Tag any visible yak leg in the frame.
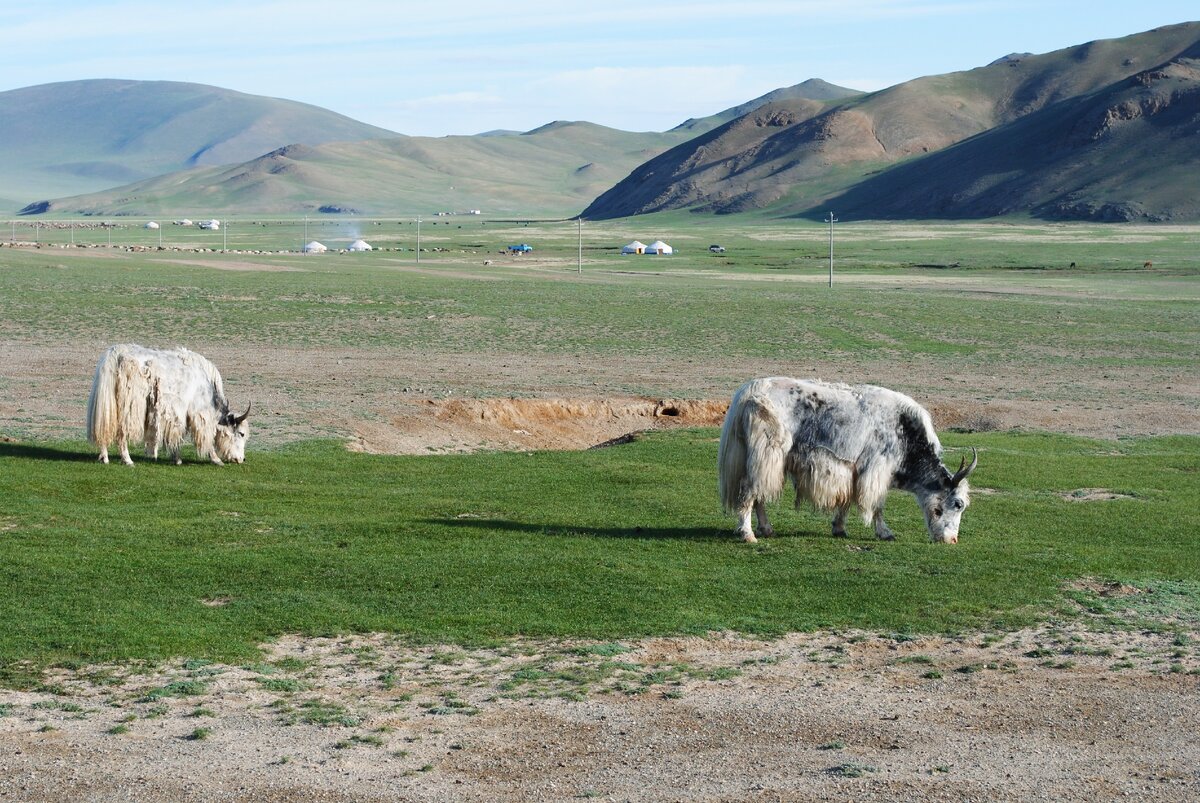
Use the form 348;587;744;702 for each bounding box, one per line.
872;509;895;541
209;454;225;467
754;500;774;539
118;437;134;467
832;506;850;538
98;445;110;464
735;500;758;544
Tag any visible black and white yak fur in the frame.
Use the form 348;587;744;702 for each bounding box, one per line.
86;344;250;466
718;377;976;544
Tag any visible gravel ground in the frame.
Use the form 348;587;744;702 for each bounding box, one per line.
1;627;1198;802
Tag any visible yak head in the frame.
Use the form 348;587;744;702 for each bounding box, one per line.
215;403;252;464
917;448;977;544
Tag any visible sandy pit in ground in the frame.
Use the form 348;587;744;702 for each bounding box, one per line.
2;339;1198;800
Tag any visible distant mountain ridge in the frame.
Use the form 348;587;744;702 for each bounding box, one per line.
8;24;1200;222
671;79;864;133
583;22;1200;221
17;79;859;217
25;122;692;218
0;79;402;205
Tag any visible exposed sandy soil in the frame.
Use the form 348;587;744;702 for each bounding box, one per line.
1;624;1197;802
2;333;1198;800
2;340;1197;453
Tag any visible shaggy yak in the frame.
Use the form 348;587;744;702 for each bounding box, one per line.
718;377;977;544
86;344;250;466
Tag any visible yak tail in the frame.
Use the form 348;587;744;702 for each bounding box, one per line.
718;379;788;513
86;345;149;449
86;345;121;447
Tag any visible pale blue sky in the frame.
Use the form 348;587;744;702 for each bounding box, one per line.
1;1;1195;136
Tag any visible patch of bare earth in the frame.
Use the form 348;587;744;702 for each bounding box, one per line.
4;341;1194;451
349;397;727;454
0;627;1196;801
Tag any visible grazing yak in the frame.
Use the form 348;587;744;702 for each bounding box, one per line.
86;344;250;466
718;377;977;544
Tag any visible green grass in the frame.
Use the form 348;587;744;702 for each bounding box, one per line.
0;429;1196;675
0;219;1196;679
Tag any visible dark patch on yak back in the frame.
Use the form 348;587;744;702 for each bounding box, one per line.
893;409;943;492
211;384;230;420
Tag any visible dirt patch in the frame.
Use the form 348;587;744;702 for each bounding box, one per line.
1;626;1196;801
1069;578;1145;597
1061;488;1136;502
349;397;727;454
154;258;306;273
2;340;1196;451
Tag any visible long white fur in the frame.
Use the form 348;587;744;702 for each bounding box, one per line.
86;344;236;464
718;377;942;540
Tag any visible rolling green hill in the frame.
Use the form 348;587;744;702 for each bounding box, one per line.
24;121;694;218
0;79;401;205
582;22;1200;221
10;79;864;218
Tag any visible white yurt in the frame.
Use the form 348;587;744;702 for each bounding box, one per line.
303;241;328;254
143;221;159;230
347;239;372;252
620;240;646;255
645;240;673;255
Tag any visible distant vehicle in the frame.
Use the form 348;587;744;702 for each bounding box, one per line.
709;244;726;253
198;219;220;230
508;243;533;253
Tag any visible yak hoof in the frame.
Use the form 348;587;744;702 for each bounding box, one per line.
740;531;758;544
832;527;848;539
876;530;895;541
756;525;774;539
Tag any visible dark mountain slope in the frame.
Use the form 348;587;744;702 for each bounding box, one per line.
828;51;1200;221
672;79;863;134
582;22;1200;219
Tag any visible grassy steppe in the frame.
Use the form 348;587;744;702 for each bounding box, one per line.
1;219;1196;676
2;430;1197;675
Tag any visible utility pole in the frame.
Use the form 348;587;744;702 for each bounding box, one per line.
416;216;421;264
304;215;309;252
577;217;582;274
825;211;838;288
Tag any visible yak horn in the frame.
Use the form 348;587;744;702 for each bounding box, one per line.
950;447;978;486
234;402;251;425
